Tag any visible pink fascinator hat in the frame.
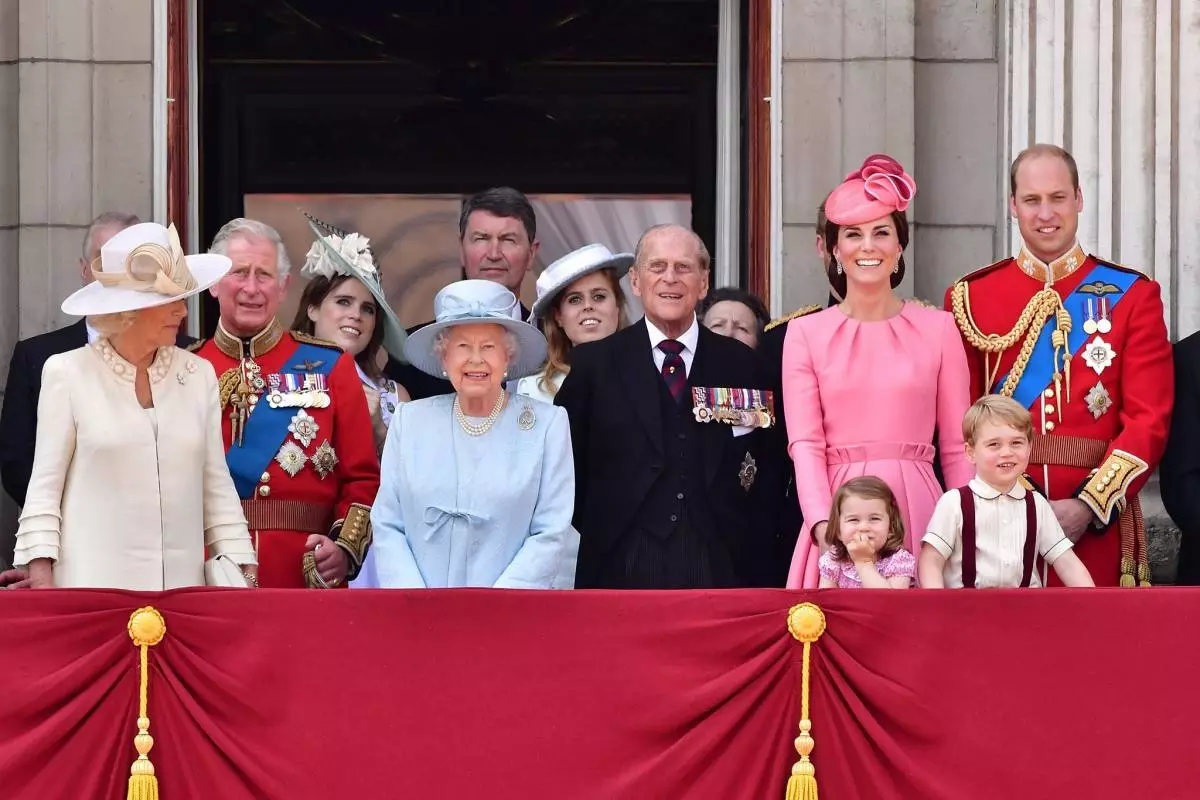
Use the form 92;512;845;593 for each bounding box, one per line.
824;154;916;226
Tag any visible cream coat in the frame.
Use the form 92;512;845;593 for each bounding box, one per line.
15;340;255;589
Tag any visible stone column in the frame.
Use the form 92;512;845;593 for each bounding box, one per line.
778;0;918;312
912;0;1003;300
17;0;155;337
1;0;155;563
0;0;18;560
777;0;1007;310
1004;0;1200;340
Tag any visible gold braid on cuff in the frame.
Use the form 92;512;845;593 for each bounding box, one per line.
1079;449;1148;526
332;503;373;581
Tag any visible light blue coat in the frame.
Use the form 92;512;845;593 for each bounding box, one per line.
351;394;578;589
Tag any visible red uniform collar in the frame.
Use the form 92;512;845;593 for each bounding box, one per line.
214;318;284;360
1015;243;1087;284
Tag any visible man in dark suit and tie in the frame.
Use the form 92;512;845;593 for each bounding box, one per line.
0;211;193;510
556;224;781;589
385;187;537;398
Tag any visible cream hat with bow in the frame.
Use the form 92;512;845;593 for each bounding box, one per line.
61;222;231;316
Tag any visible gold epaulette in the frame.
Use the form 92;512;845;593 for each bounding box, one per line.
764;304;822;332
289;330;342;350
185;338;207;353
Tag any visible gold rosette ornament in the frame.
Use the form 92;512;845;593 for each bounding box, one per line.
126;607;167;800
785;603;827;800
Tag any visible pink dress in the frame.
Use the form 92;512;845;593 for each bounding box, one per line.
782;302;973;588
818;549;917;588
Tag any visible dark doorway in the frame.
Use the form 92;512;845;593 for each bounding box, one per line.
199;0;721;333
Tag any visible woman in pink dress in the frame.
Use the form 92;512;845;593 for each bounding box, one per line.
783;155;973;588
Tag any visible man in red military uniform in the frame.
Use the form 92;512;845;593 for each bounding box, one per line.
945;144;1172;586
194;218;380;588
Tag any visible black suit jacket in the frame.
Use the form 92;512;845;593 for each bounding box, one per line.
555;320;782;587
1162;331;1200;584
757;297;838;583
383;305;532;400
0;321;193;507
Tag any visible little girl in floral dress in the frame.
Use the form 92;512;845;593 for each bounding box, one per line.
818;476;916;588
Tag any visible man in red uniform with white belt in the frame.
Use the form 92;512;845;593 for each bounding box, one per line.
944;144;1173;586
194;218;380;588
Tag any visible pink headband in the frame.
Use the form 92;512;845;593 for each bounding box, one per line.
824;154;916;226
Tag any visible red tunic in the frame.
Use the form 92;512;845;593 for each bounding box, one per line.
944;246;1173;585
194;321;380;587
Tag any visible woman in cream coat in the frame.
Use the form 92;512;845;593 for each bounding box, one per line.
16;222;258;590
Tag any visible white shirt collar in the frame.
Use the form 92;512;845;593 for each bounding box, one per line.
644;314;699;354
969;475;1027;500
85;320;101;344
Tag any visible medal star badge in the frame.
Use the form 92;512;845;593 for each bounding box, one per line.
275;441;308;477
1085;382;1113;419
288;409;319;447
1082;336;1117;375
312;440;339;479
739;452;758;492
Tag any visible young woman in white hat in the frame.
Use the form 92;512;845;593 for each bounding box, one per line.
15;223;258;589
516;243;633;403
292;214;410;456
352;279;578;589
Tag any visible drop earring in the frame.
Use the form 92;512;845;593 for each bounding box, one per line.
835;258;843;276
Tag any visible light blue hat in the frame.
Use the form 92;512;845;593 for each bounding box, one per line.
403;280;548;380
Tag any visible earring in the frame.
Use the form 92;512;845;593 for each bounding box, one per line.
835;258;843;276
892;262;899;274
442;370;448;377
503;371;509;379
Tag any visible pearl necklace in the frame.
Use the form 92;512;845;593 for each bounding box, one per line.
454;392;507;436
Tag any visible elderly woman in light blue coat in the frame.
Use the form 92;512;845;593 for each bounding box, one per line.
352;280;578;589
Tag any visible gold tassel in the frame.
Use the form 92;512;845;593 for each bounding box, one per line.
785;603;827;800
126;607;167;800
1119;556;1136;588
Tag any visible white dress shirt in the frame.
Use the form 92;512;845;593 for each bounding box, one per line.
922;476;1073;588
85;320;100;344
645;314;699;376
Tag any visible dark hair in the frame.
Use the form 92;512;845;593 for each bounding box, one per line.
816;200;828;240
458;187;537;242
823;210;909;299
291;275;385;380
700;287;770;338
1010;143;1080;196
825;476;907;563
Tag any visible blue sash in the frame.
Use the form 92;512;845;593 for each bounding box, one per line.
227;342;337;499
994;262;1139;409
